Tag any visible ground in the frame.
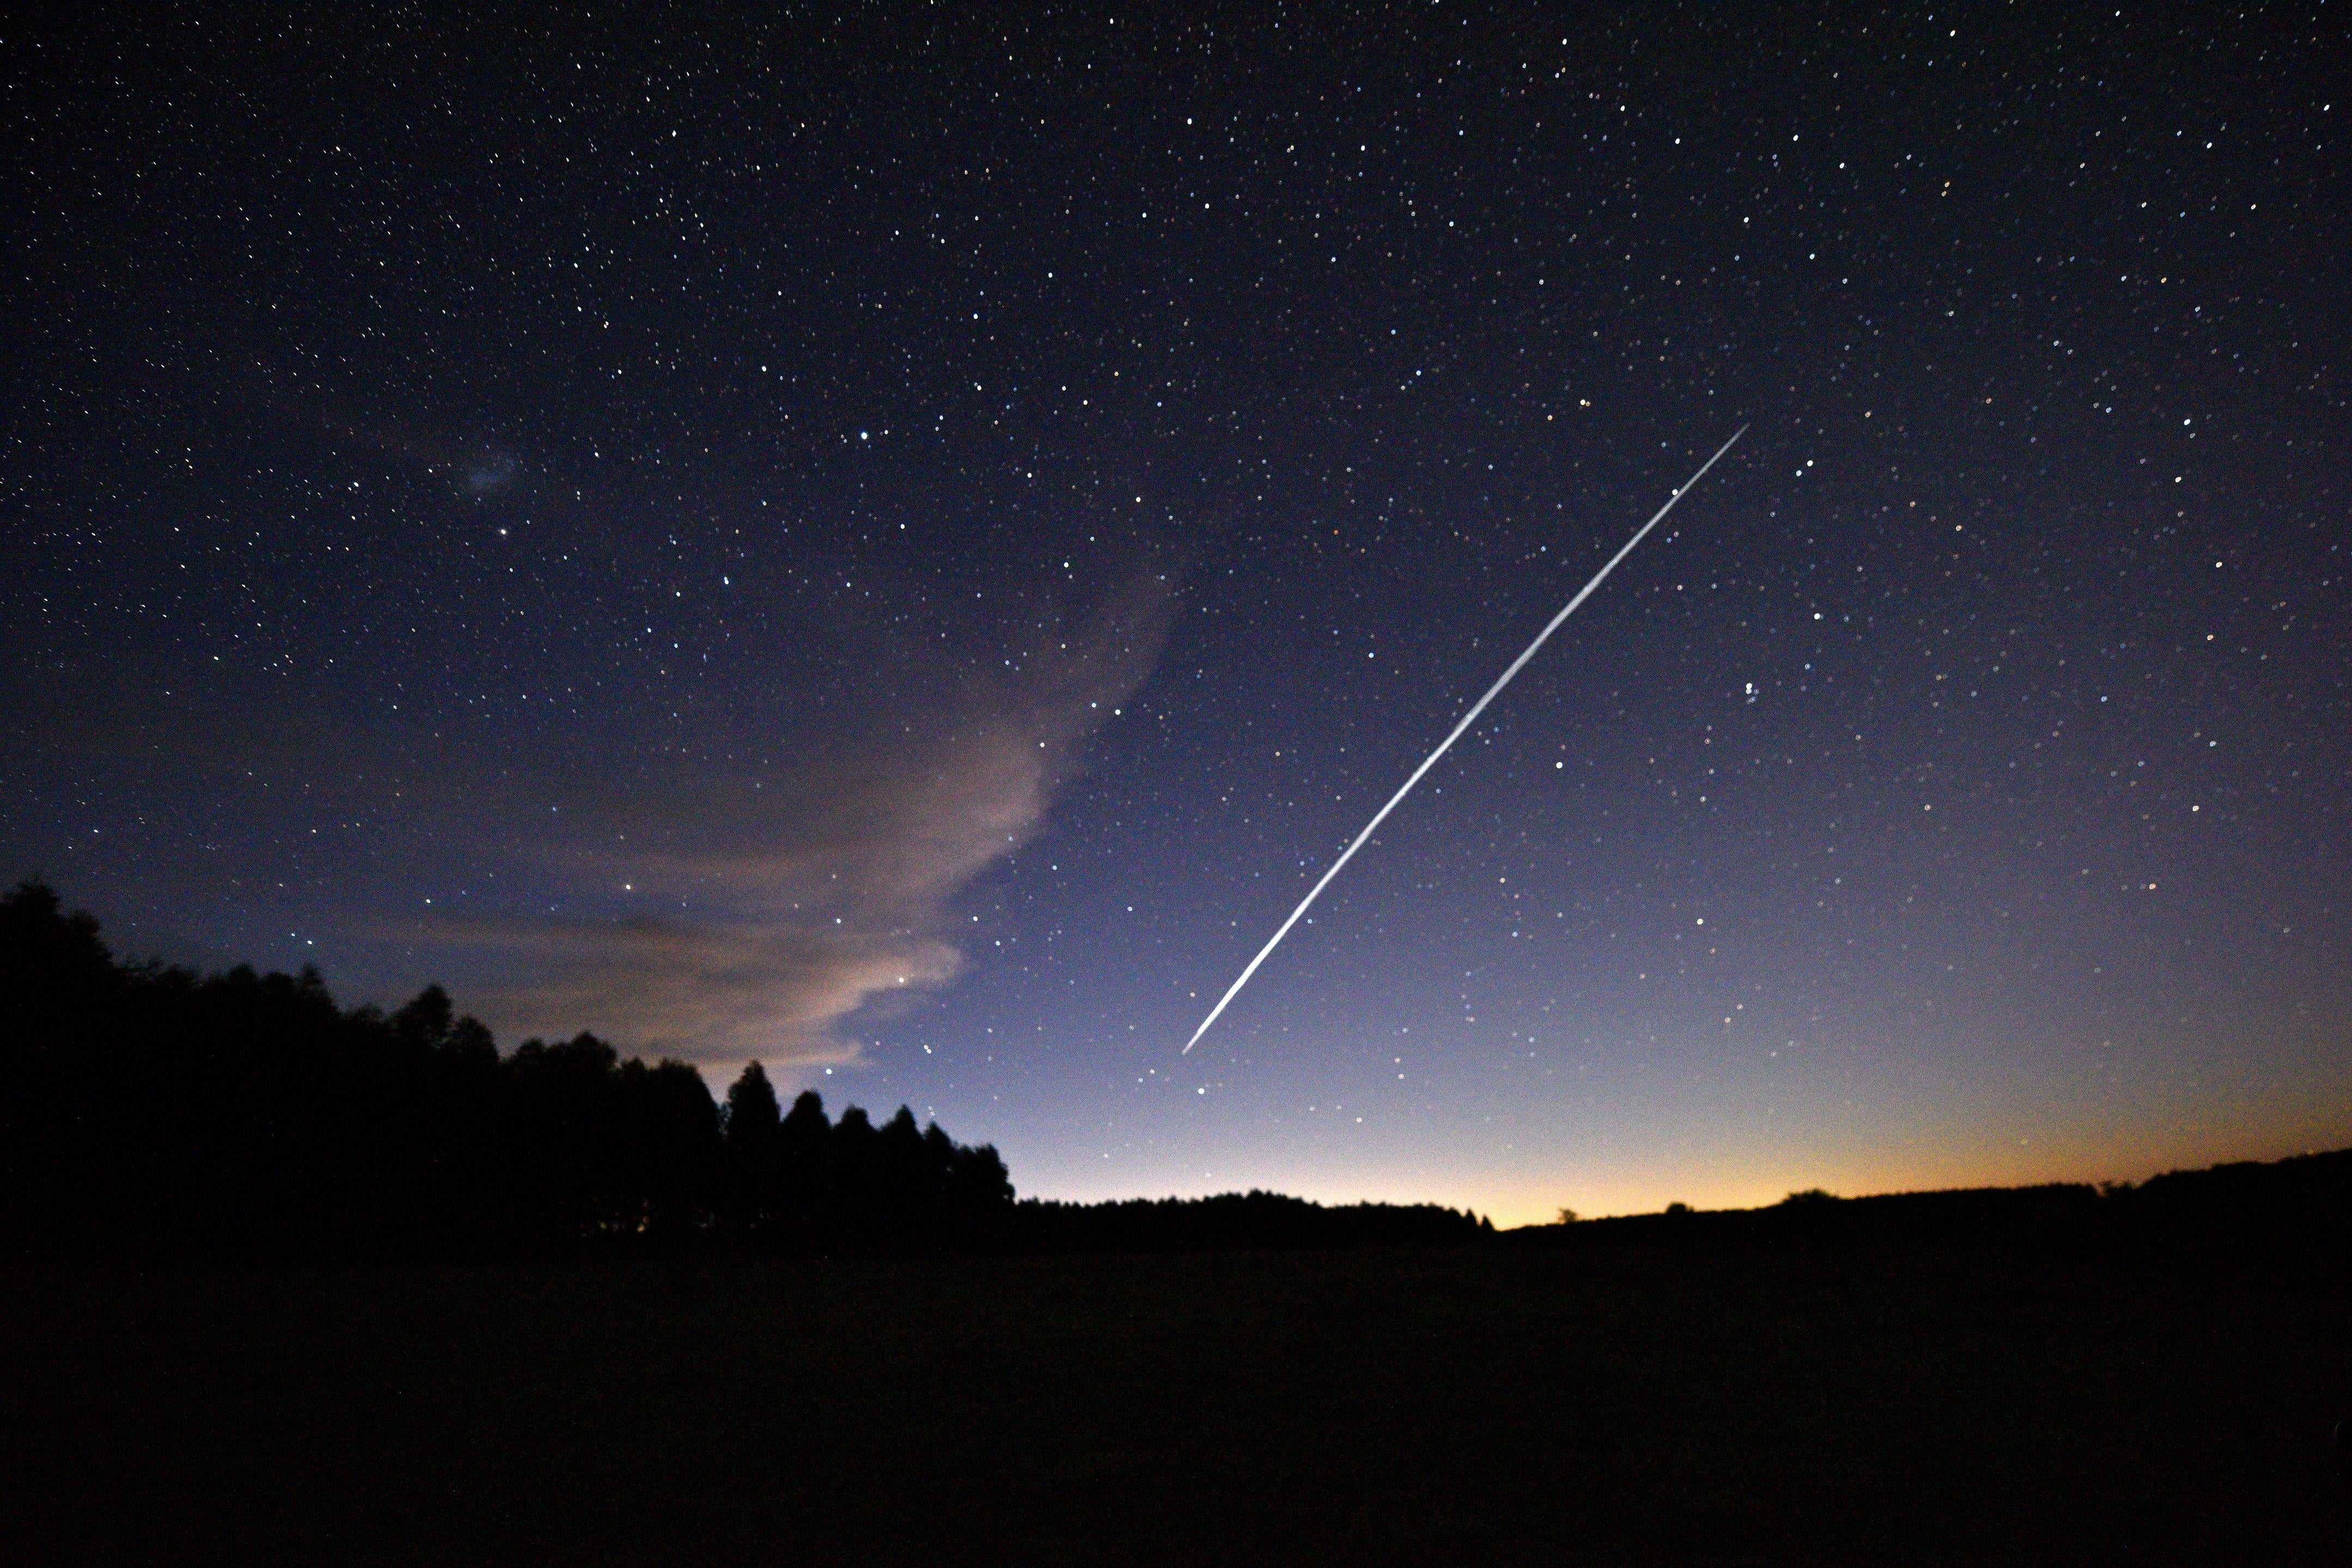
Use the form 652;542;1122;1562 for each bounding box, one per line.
3;1242;2346;1564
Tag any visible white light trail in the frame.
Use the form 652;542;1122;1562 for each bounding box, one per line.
1182;426;1747;1054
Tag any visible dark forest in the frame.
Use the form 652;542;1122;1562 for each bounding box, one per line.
0;880;1486;1261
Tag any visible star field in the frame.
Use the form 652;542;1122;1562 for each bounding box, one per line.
3;3;2344;1221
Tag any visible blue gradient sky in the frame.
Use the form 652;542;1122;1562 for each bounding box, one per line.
5;3;2344;1222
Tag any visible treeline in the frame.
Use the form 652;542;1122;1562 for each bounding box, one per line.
1012;1190;1490;1251
0;880;1008;1261
27;877;2331;1274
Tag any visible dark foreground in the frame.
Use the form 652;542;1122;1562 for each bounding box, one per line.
4;1242;2347;1565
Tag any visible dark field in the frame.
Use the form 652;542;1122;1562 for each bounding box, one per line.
4;1244;2348;1565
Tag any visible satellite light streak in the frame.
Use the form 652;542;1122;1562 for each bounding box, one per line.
1181;426;1748;1055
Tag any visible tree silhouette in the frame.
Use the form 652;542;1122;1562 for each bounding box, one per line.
774;1089;831;1232
725;1061;781;1148
877;1105;928;1222
721;1061;782;1229
947;1142;1014;1215
392;983;454;1050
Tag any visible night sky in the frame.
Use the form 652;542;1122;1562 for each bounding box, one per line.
6;4;2345;1223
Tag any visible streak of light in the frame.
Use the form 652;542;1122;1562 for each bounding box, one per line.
1181;426;1748;1054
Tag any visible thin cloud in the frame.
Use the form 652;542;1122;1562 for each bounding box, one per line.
423;565;1177;1067
421;913;962;1065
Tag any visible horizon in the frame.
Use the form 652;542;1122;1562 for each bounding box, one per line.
16;874;2347;1229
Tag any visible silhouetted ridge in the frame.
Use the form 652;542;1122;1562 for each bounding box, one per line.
1514;1156;2352;1290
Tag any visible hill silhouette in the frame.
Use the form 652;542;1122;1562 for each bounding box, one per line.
1515;1151;2352;1291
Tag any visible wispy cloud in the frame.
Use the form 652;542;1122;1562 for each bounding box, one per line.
423;567;1176;1067
418;913;963;1066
